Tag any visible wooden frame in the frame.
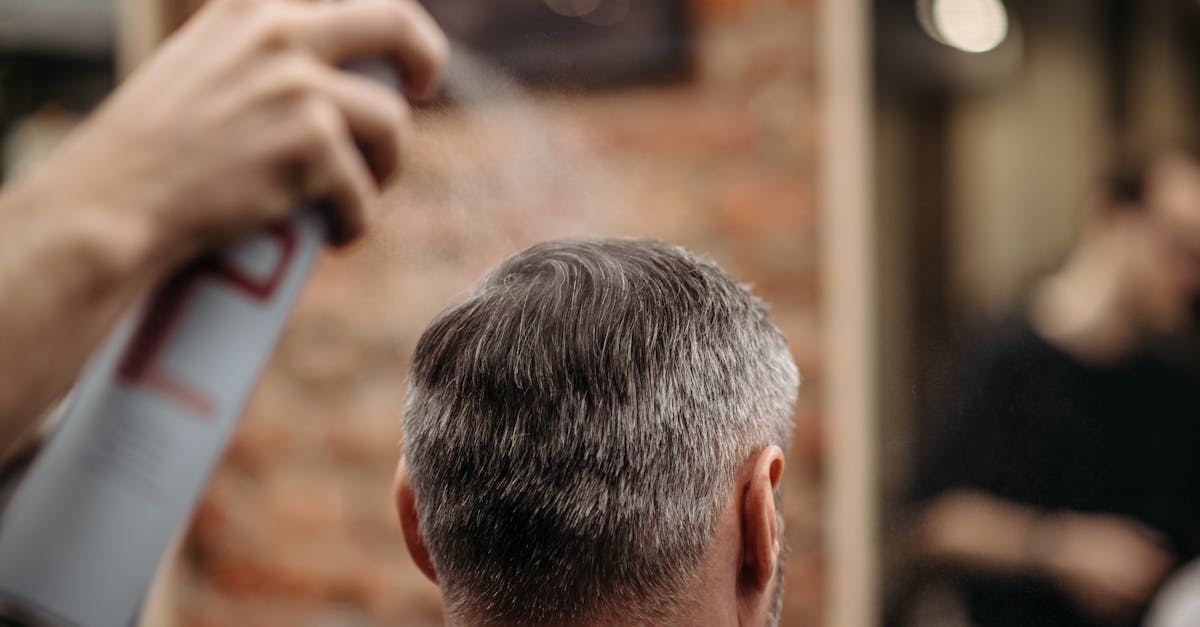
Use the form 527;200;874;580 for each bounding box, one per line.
819;0;880;625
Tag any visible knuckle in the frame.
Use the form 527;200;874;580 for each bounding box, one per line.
251;3;300;50
274;53;319;96
299;98;343;149
384;4;428;54
398;3;449;69
429;28;451;68
383;3;416;34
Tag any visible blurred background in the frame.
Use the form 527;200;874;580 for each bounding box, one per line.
2;0;1199;625
3;0;822;624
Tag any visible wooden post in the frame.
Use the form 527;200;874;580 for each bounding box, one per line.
819;0;880;625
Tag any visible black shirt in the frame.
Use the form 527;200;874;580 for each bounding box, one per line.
913;317;1200;627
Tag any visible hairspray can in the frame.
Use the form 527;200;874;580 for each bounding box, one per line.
0;56;399;627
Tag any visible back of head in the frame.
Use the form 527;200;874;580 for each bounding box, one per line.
403;238;799;625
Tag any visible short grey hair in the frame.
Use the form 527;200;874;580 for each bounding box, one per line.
403;238;799;625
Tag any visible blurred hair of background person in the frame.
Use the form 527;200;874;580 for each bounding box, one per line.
396;238;800;627
0;0;446;453
905;143;1200;627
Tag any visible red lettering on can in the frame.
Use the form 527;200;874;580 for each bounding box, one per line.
117;226;298;417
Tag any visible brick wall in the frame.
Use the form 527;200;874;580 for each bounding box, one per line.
178;0;823;624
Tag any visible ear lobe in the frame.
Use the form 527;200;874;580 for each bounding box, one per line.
741;446;785;590
394;458;438;584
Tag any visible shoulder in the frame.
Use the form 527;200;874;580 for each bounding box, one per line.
943;314;1048;386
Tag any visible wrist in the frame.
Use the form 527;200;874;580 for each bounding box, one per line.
2;172;165;297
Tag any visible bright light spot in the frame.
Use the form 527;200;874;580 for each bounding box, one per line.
543;0;604;18
929;0;1009;53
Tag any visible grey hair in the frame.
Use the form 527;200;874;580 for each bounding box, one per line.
403;238;799;625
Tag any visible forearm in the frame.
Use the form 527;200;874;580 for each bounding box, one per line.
914;489;1044;575
0;169;166;445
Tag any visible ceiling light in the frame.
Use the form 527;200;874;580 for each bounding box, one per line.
918;0;1010;54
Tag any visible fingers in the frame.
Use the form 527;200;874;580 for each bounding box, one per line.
292;0;450;99
258;1;435;242
314;63;412;185
193;0;441;247
298;100;375;246
298;64;412;243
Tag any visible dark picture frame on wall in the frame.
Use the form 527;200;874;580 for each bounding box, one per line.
418;0;693;86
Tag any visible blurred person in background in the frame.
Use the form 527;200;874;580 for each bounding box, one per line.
394;238;800;627
0;0;447;451
907;143;1200;627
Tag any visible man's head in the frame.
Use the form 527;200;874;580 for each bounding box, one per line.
1096;144;1200;333
395;238;799;626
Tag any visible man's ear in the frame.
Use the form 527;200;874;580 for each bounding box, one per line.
394;458;438;583
741;445;785;590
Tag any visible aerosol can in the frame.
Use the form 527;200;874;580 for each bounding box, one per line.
0;54;400;627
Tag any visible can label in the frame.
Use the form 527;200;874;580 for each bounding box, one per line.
0;214;324;627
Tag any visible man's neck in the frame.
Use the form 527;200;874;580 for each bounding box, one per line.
444;606;701;627
1030;236;1141;364
443;582;736;627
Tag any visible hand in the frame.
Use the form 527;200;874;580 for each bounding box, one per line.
1033;512;1175;622
17;0;448;269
